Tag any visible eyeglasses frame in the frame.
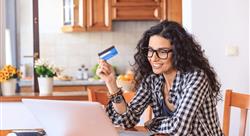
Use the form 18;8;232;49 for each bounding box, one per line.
141;47;173;59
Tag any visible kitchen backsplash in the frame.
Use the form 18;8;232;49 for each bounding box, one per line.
21;21;158;77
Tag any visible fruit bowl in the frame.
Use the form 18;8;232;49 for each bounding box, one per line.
116;79;135;91
116;74;135;91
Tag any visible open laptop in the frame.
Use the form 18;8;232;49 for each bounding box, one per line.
22;99;148;136
22;99;119;136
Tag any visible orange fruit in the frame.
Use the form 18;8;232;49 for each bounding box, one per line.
124;74;133;81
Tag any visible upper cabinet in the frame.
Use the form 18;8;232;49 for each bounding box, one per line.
62;0;182;32
86;0;112;31
165;0;182;24
111;0;162;20
111;0;182;23
62;0;112;32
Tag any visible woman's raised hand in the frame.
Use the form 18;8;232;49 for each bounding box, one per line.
96;59;118;94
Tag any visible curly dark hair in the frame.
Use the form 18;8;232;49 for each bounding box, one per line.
132;20;221;101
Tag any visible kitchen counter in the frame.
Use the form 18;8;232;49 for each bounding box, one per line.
19;79;105;87
16;79;107;94
0;91;88;102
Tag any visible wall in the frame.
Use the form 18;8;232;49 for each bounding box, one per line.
183;0;249;135
0;0;6;68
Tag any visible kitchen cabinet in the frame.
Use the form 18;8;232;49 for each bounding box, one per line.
86;85;108;92
20;85;107;93
20;85;86;92
62;0;112;32
111;0;182;23
62;0;182;32
111;0;161;20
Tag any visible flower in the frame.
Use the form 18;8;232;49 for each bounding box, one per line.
0;65;22;82
34;59;62;78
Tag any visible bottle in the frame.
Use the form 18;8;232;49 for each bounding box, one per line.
83;68;89;80
76;68;83;80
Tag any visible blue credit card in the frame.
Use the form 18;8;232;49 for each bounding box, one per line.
98;46;118;60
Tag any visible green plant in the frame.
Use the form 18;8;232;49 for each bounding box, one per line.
34;59;60;77
91;64;100;80
91;64;117;80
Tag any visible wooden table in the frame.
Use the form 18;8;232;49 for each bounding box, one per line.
0;91;88;102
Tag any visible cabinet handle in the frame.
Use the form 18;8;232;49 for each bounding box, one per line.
112;8;117;19
34;17;38;24
154;8;159;18
23;52;39;60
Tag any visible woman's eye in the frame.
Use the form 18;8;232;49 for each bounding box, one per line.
159;50;168;53
148;49;154;52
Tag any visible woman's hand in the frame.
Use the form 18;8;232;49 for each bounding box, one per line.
96;59;118;94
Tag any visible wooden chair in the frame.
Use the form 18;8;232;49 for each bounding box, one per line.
223;89;250;136
87;86;152;123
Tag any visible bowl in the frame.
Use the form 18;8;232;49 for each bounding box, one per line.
116;79;135;92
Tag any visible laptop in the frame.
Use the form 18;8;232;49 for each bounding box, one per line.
22;99;148;136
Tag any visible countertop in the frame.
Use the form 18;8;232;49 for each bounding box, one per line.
0;91;88;102
19;79;105;86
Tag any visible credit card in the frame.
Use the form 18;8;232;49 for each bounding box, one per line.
98;46;118;60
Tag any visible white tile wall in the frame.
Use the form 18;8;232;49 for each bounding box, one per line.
36;21;158;77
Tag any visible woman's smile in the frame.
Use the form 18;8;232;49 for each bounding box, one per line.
151;63;163;69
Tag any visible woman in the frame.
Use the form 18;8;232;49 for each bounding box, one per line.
96;20;224;135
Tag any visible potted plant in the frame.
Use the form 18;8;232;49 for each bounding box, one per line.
34;59;61;95
0;65;22;96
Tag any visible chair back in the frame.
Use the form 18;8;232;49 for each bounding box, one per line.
87;88;135;105
223;89;250;136
87;86;152;122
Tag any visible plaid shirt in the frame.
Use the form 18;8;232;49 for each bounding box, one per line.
106;69;224;136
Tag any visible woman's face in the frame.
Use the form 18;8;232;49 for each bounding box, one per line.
147;35;174;74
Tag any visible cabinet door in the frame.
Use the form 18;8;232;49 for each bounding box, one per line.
112;6;161;20
112;0;160;6
112;0;161;20
165;0;182;24
53;85;86;92
62;0;87;32
112;0;182;23
86;0;112;31
86;85;108;92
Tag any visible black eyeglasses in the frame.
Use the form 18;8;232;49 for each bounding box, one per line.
141;47;172;59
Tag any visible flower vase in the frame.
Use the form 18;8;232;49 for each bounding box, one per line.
38;77;53;96
1;78;17;96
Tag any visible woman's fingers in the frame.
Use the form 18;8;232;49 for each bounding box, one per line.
96;63;111;76
98;59;113;74
99;60;111;69
101;66;111;74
